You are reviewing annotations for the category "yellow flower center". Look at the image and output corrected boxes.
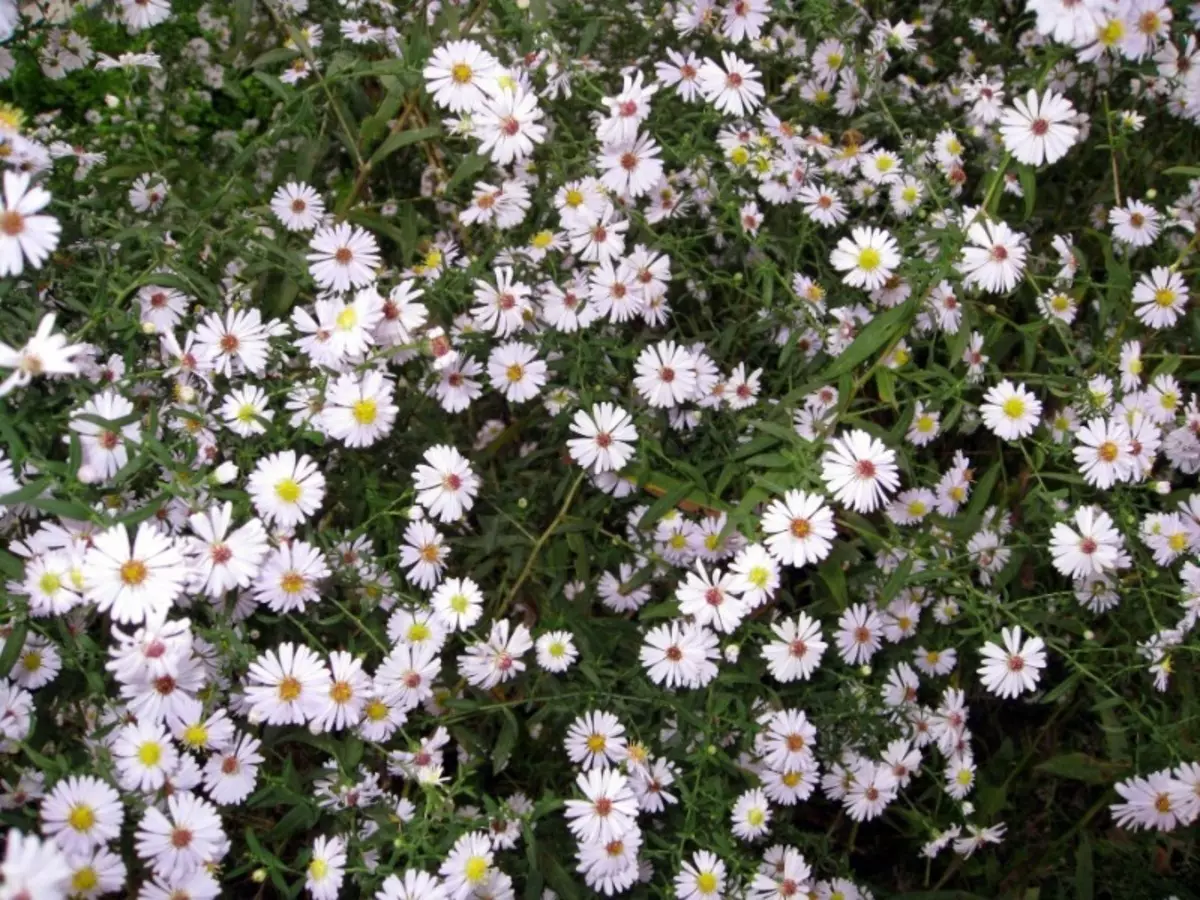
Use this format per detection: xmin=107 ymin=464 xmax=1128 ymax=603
xmin=408 ymin=623 xmax=431 ymax=642
xmin=68 ymin=804 xmax=96 ymax=832
xmin=183 ymin=724 xmax=209 ymax=748
xmin=1098 ymin=18 xmax=1125 ymax=46
xmin=449 ymin=593 xmax=469 ymax=614
xmin=749 ymin=566 xmax=769 ymax=588
xmin=236 ymin=403 xmax=256 ymax=423
xmin=278 ymin=676 xmax=302 ymax=701
xmin=916 ymin=415 xmax=935 ymax=433
xmin=424 ymin=248 xmax=443 ymax=268
xmin=1169 ymin=533 xmax=1188 ymax=552
xmin=336 ymin=307 xmax=358 ymax=330
xmin=352 ymin=399 xmax=378 ymax=425
xmin=531 ymin=230 xmax=554 ymax=249
xmin=330 ymin=681 xmax=353 ymax=704
xmin=729 ymin=146 xmax=750 ymax=166
xmin=21 ymin=651 xmax=41 ymax=671
xmin=505 ymin=363 xmax=525 ymax=382
xmin=275 ymin=478 xmax=302 ymax=503
xmin=120 ymin=560 xmax=148 ymax=586
xmin=38 ymin=572 xmax=62 ymax=595
xmin=138 ymin=742 xmax=162 ymax=767
xmin=564 ymin=189 xmax=584 ymax=208
xmin=280 ymin=572 xmax=305 ymax=595
xmin=697 ymin=872 xmax=719 ymax=894
xmin=72 ymin=867 xmax=99 ymax=892
xmin=1002 ymin=397 xmax=1026 ymax=420
xmin=309 ymin=859 xmax=328 ymax=881
xmin=365 ymin=699 xmax=389 ymax=721
xmin=1154 ymin=288 xmax=1176 ymax=307
xmin=450 ymin=62 xmax=473 ymax=84
xmin=908 ymin=500 xmax=927 ymax=516
xmin=586 ymin=733 xmax=607 ymax=753
xmin=747 ymin=808 xmax=765 ymax=826
xmin=826 ymin=52 xmax=844 ymax=69
xmin=857 ymin=247 xmax=882 ymax=271
xmin=956 ymin=768 xmax=973 ymax=785
xmin=465 ymin=856 xmax=489 ymax=884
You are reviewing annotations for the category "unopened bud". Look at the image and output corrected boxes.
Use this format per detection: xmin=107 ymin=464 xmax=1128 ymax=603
xmin=212 ymin=461 xmax=238 ymax=484
xmin=251 ymin=869 xmax=267 ymax=883
xmin=1154 ymin=481 xmax=1171 ymax=495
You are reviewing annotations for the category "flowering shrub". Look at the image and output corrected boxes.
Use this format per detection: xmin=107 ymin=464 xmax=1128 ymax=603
xmin=1 ymin=0 xmax=1200 ymax=897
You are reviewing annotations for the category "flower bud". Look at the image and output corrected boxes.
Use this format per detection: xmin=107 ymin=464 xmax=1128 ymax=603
xmin=212 ymin=461 xmax=238 ymax=484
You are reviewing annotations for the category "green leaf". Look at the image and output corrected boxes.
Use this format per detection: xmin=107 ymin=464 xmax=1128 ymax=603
xmin=638 ymin=600 xmax=680 ymax=620
xmin=1075 ymin=834 xmax=1094 ymax=900
xmin=367 ymin=124 xmax=441 ymax=167
xmin=360 ymin=81 xmax=407 ymax=145
xmin=0 ymin=477 xmax=51 ymax=506
xmin=578 ymin=19 xmax=601 ymax=55
xmin=251 ymin=71 xmax=291 ymax=104
xmin=1034 ymin=752 xmax=1115 ymax=784
xmin=250 ymin=47 xmax=300 ymax=70
xmin=493 ymin=708 xmax=519 ymax=774
xmin=1017 ymin=164 xmax=1037 ymax=221
xmin=0 ymin=620 xmax=27 ymax=678
xmin=29 ymin=497 xmax=97 ymax=521
xmin=446 ymin=152 xmax=488 ymax=193
xmin=821 ymin=296 xmax=917 ymax=381
xmin=1163 ymin=165 xmax=1200 ymax=177
xmin=638 ymin=477 xmax=694 ymax=528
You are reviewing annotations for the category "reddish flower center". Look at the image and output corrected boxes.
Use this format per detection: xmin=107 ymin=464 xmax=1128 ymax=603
xmin=1030 ymin=118 xmax=1049 ymax=136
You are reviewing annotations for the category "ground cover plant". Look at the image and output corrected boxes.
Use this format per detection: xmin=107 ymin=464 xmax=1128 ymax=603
xmin=0 ymin=0 xmax=1198 ymax=897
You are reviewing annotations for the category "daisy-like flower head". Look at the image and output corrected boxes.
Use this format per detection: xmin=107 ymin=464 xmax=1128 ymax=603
xmin=307 ymin=223 xmax=381 ymax=293
xmin=1049 ymin=505 xmax=1124 ymax=579
xmin=247 ymin=450 xmax=326 ymax=528
xmin=829 ymin=226 xmax=901 ymax=290
xmin=980 ymin=379 xmax=1042 ymax=441
xmin=977 ymin=626 xmax=1047 ymax=698
xmin=760 ymin=490 xmax=837 ymax=567
xmin=423 ymin=40 xmax=500 ymax=113
xmin=568 ymin=402 xmax=638 ymax=473
xmin=413 ymin=445 xmax=480 ymax=524
xmin=820 ymin=429 xmax=900 ymax=513
xmin=0 ymin=170 xmax=61 ymax=277
xmin=999 ymin=88 xmax=1079 ymax=166
xmin=82 ymin=523 xmax=187 ymax=626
